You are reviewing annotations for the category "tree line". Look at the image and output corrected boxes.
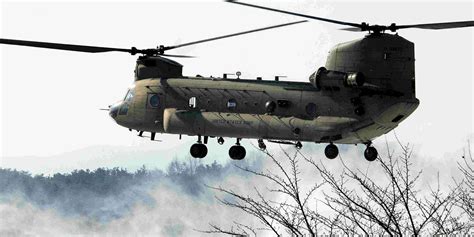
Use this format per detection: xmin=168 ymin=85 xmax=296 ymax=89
xmin=0 ymin=159 xmax=257 ymax=222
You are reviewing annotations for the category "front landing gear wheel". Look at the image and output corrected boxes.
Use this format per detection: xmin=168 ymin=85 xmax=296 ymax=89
xmin=324 ymin=143 xmax=339 ymax=159
xmin=229 ymin=145 xmax=246 ymax=160
xmin=190 ymin=143 xmax=207 ymax=158
xmin=364 ymin=146 xmax=378 ymax=161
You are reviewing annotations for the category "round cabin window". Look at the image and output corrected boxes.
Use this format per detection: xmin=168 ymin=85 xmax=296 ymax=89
xmin=265 ymin=101 xmax=276 ymax=113
xmin=150 ymin=94 xmax=160 ymax=108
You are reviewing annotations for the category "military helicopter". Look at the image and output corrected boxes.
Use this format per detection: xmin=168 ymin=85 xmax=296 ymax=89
xmin=1 ymin=1 xmax=473 ymax=162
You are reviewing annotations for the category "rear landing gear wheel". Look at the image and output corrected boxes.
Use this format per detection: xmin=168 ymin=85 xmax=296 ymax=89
xmin=229 ymin=145 xmax=246 ymax=160
xmin=190 ymin=143 xmax=207 ymax=158
xmin=364 ymin=146 xmax=378 ymax=161
xmin=324 ymin=143 xmax=339 ymax=159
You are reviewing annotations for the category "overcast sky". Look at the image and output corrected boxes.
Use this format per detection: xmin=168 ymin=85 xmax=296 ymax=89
xmin=0 ymin=0 xmax=472 ymax=173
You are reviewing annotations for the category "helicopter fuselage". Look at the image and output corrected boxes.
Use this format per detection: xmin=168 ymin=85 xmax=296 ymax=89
xmin=111 ymin=76 xmax=418 ymax=144
xmin=110 ymin=34 xmax=419 ymax=146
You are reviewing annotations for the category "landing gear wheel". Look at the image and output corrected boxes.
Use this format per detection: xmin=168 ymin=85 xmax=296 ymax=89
xmin=190 ymin=143 xmax=207 ymax=158
xmin=229 ymin=145 xmax=246 ymax=160
xmin=364 ymin=146 xmax=378 ymax=161
xmin=258 ymin=139 xmax=266 ymax=150
xmin=324 ymin=143 xmax=339 ymax=159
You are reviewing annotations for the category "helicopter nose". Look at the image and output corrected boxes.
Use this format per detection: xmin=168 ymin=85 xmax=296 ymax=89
xmin=109 ymin=102 xmax=120 ymax=119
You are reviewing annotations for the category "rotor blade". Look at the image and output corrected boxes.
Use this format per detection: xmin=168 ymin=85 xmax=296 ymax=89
xmin=0 ymin=38 xmax=133 ymax=54
xmin=225 ymin=0 xmax=362 ymax=28
xmin=164 ymin=20 xmax=307 ymax=51
xmin=339 ymin=27 xmax=363 ymax=32
xmin=161 ymin=54 xmax=195 ymax=58
xmin=396 ymin=20 xmax=474 ymax=30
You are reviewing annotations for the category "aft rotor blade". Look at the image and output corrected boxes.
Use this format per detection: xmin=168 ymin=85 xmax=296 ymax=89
xmin=164 ymin=20 xmax=307 ymax=51
xmin=0 ymin=38 xmax=132 ymax=54
xmin=161 ymin=54 xmax=195 ymax=58
xmin=225 ymin=0 xmax=362 ymax=28
xmin=395 ymin=20 xmax=474 ymax=30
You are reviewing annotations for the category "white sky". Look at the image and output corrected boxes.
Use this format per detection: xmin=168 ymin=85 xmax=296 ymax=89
xmin=0 ymin=0 xmax=472 ymax=173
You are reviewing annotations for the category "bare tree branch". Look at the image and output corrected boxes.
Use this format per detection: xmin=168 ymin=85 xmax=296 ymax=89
xmin=205 ymin=140 xmax=470 ymax=235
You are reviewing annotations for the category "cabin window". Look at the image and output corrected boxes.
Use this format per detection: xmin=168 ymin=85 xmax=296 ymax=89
xmin=147 ymin=94 xmax=160 ymax=108
xmin=277 ymin=99 xmax=291 ymax=108
xmin=189 ymin=97 xmax=197 ymax=108
xmin=227 ymin=98 xmax=237 ymax=110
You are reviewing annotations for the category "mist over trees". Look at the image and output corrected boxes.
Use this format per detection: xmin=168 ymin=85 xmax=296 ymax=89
xmin=207 ymin=142 xmax=473 ymax=236
xmin=1 ymin=142 xmax=471 ymax=236
xmin=0 ymin=159 xmax=259 ymax=222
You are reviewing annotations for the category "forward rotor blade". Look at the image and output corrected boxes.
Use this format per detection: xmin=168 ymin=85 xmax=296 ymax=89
xmin=340 ymin=27 xmax=363 ymax=32
xmin=225 ymin=0 xmax=361 ymax=28
xmin=164 ymin=20 xmax=307 ymax=51
xmin=0 ymin=38 xmax=132 ymax=54
xmin=396 ymin=20 xmax=474 ymax=30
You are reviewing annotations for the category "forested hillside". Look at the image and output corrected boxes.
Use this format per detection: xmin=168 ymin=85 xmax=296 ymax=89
xmin=0 ymin=159 xmax=257 ymax=222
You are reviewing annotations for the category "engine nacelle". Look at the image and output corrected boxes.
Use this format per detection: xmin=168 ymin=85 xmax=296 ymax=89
xmin=309 ymin=67 xmax=365 ymax=90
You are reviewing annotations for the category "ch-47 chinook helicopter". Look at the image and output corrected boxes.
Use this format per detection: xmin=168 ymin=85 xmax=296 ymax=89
xmin=1 ymin=1 xmax=473 ymax=162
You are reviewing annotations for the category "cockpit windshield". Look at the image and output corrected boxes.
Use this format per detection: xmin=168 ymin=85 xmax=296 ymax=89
xmin=123 ymin=88 xmax=135 ymax=102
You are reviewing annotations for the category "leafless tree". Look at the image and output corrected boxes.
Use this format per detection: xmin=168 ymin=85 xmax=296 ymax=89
xmin=456 ymin=141 xmax=473 ymax=228
xmin=304 ymin=142 xmax=468 ymax=236
xmin=204 ymin=148 xmax=326 ymax=236
xmin=205 ymin=141 xmax=470 ymax=236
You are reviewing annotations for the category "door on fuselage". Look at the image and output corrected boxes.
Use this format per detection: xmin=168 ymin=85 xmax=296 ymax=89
xmin=143 ymin=87 xmax=166 ymax=131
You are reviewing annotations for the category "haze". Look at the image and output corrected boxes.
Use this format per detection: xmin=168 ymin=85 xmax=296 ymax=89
xmin=1 ymin=0 xmax=472 ymax=173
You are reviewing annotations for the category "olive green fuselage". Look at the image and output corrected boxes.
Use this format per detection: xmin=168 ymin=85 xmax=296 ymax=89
xmin=111 ymin=33 xmax=419 ymax=145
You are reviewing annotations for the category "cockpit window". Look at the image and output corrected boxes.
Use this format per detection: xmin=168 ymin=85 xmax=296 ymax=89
xmin=124 ymin=88 xmax=135 ymax=102
xmin=119 ymin=104 xmax=129 ymax=115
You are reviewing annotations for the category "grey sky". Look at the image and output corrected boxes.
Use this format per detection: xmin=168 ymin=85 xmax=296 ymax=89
xmin=0 ymin=0 xmax=472 ymax=173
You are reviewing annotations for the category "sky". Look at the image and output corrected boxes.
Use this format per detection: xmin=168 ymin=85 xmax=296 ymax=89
xmin=0 ymin=0 xmax=473 ymax=174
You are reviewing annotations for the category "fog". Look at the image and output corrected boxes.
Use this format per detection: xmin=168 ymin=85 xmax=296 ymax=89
xmin=1 ymin=140 xmax=469 ymax=236
xmin=0 ymin=156 xmax=268 ymax=236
